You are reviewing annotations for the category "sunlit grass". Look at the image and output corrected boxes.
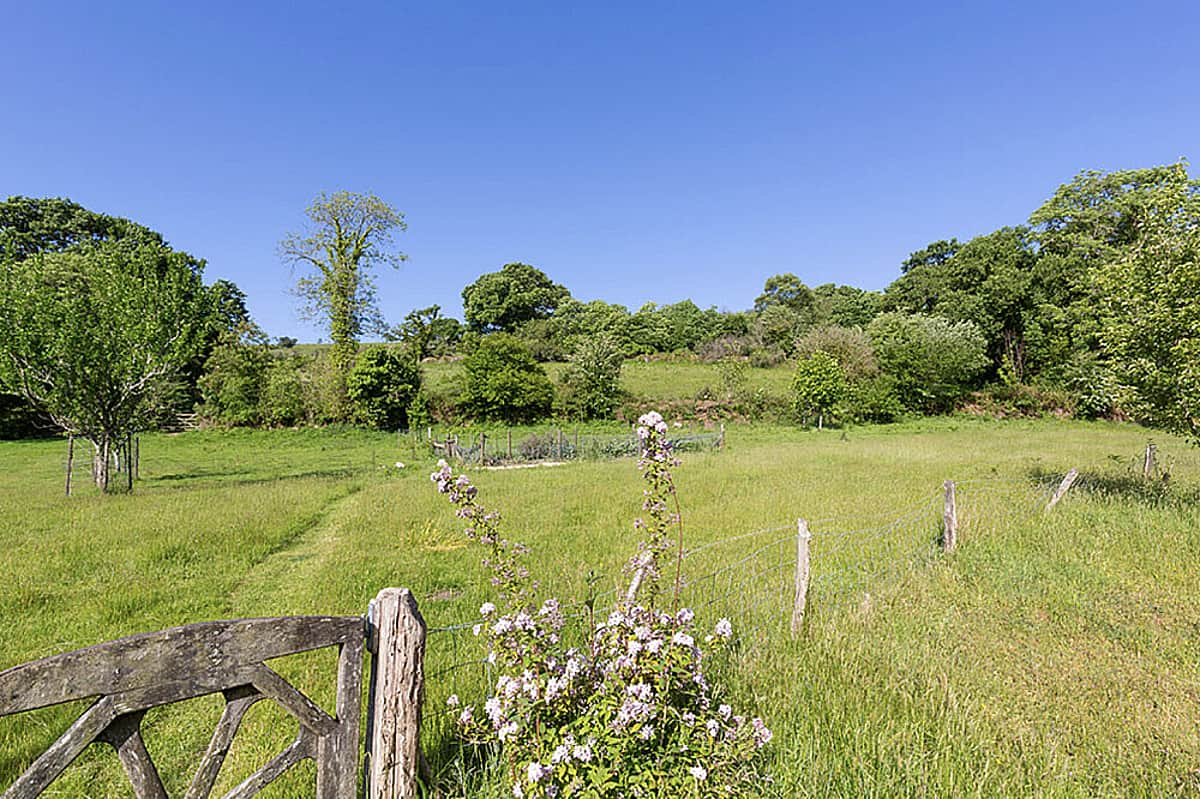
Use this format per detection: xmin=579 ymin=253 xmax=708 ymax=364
xmin=2 ymin=418 xmax=1199 ymax=796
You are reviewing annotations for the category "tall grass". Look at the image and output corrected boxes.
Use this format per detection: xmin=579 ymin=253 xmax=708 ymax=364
xmin=1 ymin=418 xmax=1198 ymax=796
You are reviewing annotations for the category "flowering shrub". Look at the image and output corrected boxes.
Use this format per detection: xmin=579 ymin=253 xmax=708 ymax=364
xmin=431 ymin=411 xmax=770 ymax=797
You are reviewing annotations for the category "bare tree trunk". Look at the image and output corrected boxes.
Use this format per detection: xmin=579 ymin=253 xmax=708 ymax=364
xmin=93 ymin=435 xmax=111 ymax=492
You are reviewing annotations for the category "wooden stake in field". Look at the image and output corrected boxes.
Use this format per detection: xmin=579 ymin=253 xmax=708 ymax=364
xmin=507 ymin=429 xmax=513 ymax=460
xmin=1143 ymin=443 xmax=1156 ymax=478
xmin=942 ymin=480 xmax=958 ymax=554
xmin=367 ymin=588 xmax=426 ymax=799
xmin=791 ymin=518 xmax=811 ymax=634
xmin=1044 ymin=468 xmax=1079 ymax=513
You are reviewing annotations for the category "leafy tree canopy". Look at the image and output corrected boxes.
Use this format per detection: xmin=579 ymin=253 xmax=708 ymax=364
xmin=462 ymin=262 xmax=570 ymax=333
xmin=0 ymin=240 xmax=211 ymax=489
xmin=754 ymin=273 xmax=814 ymax=314
xmin=279 ymin=191 xmax=407 ymax=412
xmin=1091 ymin=161 xmax=1200 ymax=436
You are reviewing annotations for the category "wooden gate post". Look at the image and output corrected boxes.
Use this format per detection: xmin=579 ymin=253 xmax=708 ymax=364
xmin=367 ymin=588 xmax=427 ymax=799
xmin=942 ymin=480 xmax=957 ymax=554
xmin=791 ymin=519 xmax=811 ymax=634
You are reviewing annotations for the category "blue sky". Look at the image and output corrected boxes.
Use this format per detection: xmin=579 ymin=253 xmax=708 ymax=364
xmin=3 ymin=1 xmax=1197 ymax=339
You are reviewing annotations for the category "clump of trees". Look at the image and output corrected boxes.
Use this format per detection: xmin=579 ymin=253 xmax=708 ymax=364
xmin=0 ymin=197 xmax=247 ymax=489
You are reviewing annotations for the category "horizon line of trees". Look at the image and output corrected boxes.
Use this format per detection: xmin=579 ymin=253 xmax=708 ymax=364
xmin=3 ymin=158 xmax=1198 ymax=481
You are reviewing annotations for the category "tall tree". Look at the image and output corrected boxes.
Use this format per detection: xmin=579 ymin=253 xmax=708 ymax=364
xmin=754 ymin=273 xmax=814 ymax=314
xmin=1091 ymin=161 xmax=1200 ymax=437
xmin=461 ymin=262 xmax=570 ymax=333
xmin=279 ymin=191 xmax=407 ymax=413
xmin=0 ymin=241 xmax=210 ymax=490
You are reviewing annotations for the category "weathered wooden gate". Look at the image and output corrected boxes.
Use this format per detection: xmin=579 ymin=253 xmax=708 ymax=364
xmin=0 ymin=588 xmax=426 ymax=799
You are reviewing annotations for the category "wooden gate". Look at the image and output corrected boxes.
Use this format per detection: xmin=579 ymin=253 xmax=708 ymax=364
xmin=0 ymin=589 xmax=426 ymax=799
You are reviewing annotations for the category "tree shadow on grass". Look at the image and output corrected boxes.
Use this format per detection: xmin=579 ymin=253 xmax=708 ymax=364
xmin=1027 ymin=463 xmax=1200 ymax=508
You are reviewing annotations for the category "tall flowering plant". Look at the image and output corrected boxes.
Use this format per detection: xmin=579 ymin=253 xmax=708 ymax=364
xmin=432 ymin=412 xmax=770 ymax=798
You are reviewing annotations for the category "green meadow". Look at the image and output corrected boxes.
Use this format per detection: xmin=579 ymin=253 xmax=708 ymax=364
xmin=2 ymin=418 xmax=1199 ymax=797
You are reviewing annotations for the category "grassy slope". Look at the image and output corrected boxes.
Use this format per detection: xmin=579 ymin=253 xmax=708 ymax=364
xmin=1 ymin=419 xmax=1198 ymax=797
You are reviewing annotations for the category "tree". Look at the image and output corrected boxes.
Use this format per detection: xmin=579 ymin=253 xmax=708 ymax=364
xmin=459 ymin=334 xmax=555 ymax=423
xmin=754 ymin=273 xmax=814 ymax=315
xmin=387 ymin=304 xmax=462 ymax=360
xmin=791 ymin=351 xmax=847 ymax=428
xmin=346 ymin=347 xmax=422 ymax=430
xmin=462 ymin=262 xmax=570 ymax=333
xmin=197 ymin=324 xmax=271 ymax=426
xmin=279 ymin=191 xmax=407 ymax=413
xmin=1092 ymin=162 xmax=1200 ymax=436
xmin=561 ymin=334 xmax=624 ymax=419
xmin=867 ymin=312 xmax=988 ymax=413
xmin=0 ymin=240 xmax=210 ymax=490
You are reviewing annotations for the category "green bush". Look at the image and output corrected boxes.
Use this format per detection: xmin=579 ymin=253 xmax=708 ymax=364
xmin=794 ymin=325 xmax=878 ymax=381
xmin=560 ymin=334 xmax=624 ymax=419
xmin=346 ymin=347 xmax=422 ymax=430
xmin=261 ymin=355 xmax=309 ymax=427
xmin=846 ymin=374 xmax=905 ymax=423
xmin=792 ymin=351 xmax=848 ymax=427
xmin=197 ymin=329 xmax=270 ymax=426
xmin=867 ymin=312 xmax=988 ymax=413
xmin=459 ymin=334 xmax=554 ymax=423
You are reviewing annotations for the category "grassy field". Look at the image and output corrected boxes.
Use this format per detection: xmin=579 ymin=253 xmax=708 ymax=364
xmin=2 ymin=419 xmax=1199 ymax=796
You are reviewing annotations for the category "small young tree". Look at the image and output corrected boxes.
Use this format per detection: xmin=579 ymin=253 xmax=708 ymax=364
xmin=459 ymin=334 xmax=554 ymax=423
xmin=346 ymin=346 xmax=422 ymax=430
xmin=0 ymin=241 xmax=209 ymax=490
xmin=279 ymin=191 xmax=406 ymax=417
xmin=791 ymin=351 xmax=847 ymax=428
xmin=561 ymin=334 xmax=624 ymax=419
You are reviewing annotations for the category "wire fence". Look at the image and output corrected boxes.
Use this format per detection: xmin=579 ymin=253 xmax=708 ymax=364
xmin=415 ymin=472 xmax=1063 ymax=762
xmin=428 ymin=427 xmax=724 ymax=467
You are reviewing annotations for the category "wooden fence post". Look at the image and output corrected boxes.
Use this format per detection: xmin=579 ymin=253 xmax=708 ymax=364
xmin=1045 ymin=468 xmax=1079 ymax=513
xmin=791 ymin=519 xmax=811 ymax=634
xmin=1143 ymin=443 xmax=1156 ymax=478
xmin=133 ymin=435 xmax=139 ymax=480
xmin=126 ymin=432 xmax=133 ymax=492
xmin=942 ymin=480 xmax=957 ymax=554
xmin=507 ymin=429 xmax=513 ymax=460
xmin=480 ymin=432 xmax=487 ymax=462
xmin=367 ymin=588 xmax=426 ymax=799
xmin=65 ymin=435 xmax=74 ymax=497
xmin=557 ymin=429 xmax=563 ymax=460
xmin=718 ymin=423 xmax=726 ymax=450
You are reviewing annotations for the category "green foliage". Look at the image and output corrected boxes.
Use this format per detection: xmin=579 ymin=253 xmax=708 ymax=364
xmin=0 ymin=240 xmax=210 ymax=489
xmin=260 ymin=355 xmax=309 ymax=427
xmin=462 ymin=262 xmax=570 ymax=333
xmin=387 ymin=304 xmax=462 ymax=360
xmin=791 ymin=351 xmax=848 ymax=425
xmin=1091 ymin=161 xmax=1200 ymax=436
xmin=754 ymin=272 xmax=814 ymax=314
xmin=845 ymin=374 xmax=904 ymax=424
xmin=346 ymin=347 xmax=422 ymax=430
xmin=459 ymin=334 xmax=555 ymax=423
xmin=793 ymin=325 xmax=878 ymax=382
xmin=197 ymin=326 xmax=271 ymax=426
xmin=561 ymin=334 xmax=624 ymax=419
xmin=279 ymin=191 xmax=407 ymax=414
xmin=867 ymin=313 xmax=988 ymax=413
xmin=1063 ymin=354 xmax=1121 ymax=421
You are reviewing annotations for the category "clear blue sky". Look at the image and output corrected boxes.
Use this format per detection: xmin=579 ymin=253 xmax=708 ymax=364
xmin=3 ymin=1 xmax=1197 ymax=340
